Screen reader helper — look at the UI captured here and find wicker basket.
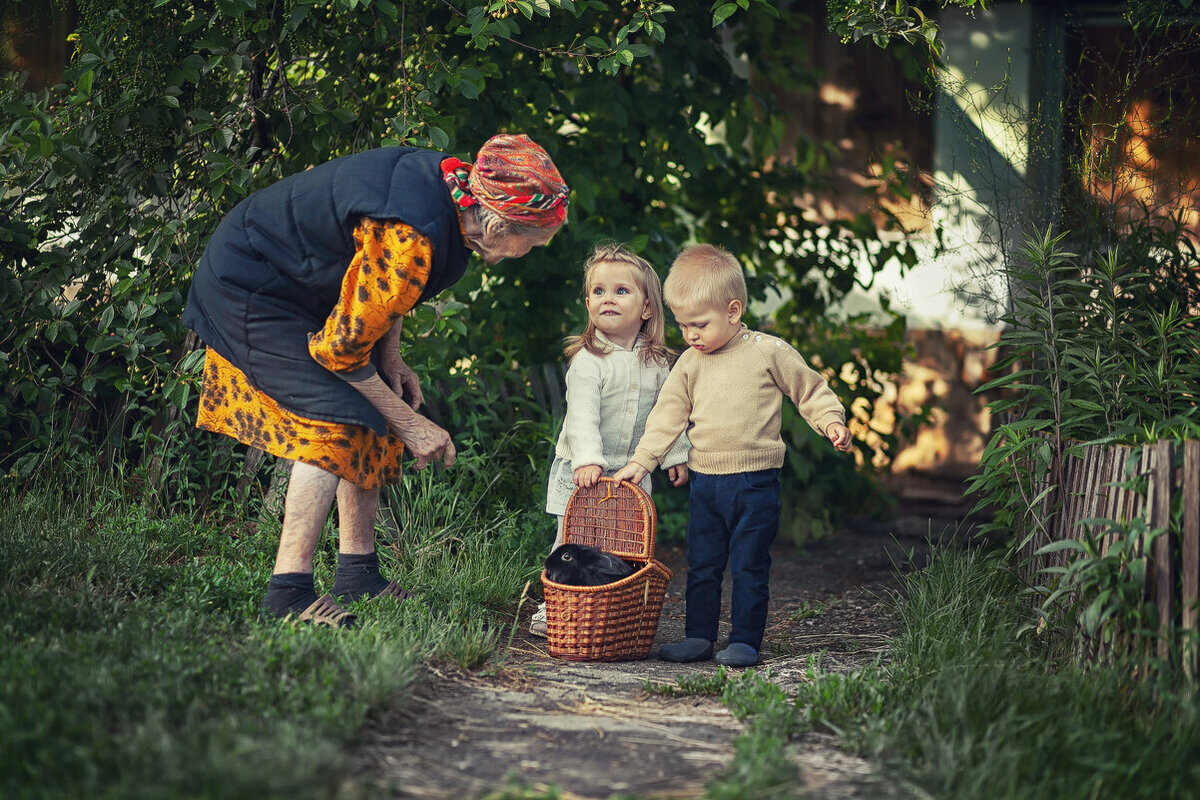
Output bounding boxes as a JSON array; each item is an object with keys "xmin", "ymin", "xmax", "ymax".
[{"xmin": 541, "ymin": 477, "xmax": 672, "ymax": 662}]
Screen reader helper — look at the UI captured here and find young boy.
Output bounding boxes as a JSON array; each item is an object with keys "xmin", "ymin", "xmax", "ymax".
[{"xmin": 613, "ymin": 244, "xmax": 853, "ymax": 668}]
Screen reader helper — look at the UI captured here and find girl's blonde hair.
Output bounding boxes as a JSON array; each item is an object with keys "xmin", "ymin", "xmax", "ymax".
[{"xmin": 564, "ymin": 242, "xmax": 674, "ymax": 366}]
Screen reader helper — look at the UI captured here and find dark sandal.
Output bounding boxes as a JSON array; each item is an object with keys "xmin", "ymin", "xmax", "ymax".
[
  {"xmin": 367, "ymin": 579, "xmax": 411, "ymax": 603},
  {"xmin": 297, "ymin": 594, "xmax": 357, "ymax": 628}
]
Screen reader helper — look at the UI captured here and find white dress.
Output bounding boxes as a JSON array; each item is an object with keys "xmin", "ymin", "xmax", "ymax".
[{"xmin": 545, "ymin": 332, "xmax": 690, "ymax": 515}]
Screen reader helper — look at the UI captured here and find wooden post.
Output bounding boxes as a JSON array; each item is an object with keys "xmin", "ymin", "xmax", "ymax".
[
  {"xmin": 1150, "ymin": 440, "xmax": 1174, "ymax": 661},
  {"xmin": 1182, "ymin": 441, "xmax": 1200, "ymax": 676}
]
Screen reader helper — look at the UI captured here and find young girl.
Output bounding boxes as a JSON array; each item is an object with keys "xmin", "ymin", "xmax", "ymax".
[{"xmin": 531, "ymin": 243, "xmax": 690, "ymax": 636}]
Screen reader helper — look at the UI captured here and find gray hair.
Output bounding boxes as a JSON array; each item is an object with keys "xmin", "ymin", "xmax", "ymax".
[{"xmin": 476, "ymin": 205, "xmax": 554, "ymax": 240}]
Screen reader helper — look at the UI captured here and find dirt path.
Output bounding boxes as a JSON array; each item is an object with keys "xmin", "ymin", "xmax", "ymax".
[{"xmin": 354, "ymin": 498, "xmax": 968, "ymax": 799}]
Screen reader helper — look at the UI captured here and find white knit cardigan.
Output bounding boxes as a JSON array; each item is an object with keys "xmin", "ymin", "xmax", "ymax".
[{"xmin": 544, "ymin": 332, "xmax": 690, "ymax": 515}]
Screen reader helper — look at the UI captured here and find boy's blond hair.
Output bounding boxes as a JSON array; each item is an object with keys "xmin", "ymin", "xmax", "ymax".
[
  {"xmin": 663, "ymin": 244, "xmax": 748, "ymax": 311},
  {"xmin": 564, "ymin": 242, "xmax": 674, "ymax": 366}
]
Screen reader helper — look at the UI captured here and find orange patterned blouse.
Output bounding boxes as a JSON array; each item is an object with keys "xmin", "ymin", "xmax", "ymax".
[{"xmin": 196, "ymin": 217, "xmax": 435, "ymax": 488}]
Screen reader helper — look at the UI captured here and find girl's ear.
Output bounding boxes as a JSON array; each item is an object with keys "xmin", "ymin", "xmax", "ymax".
[{"xmin": 641, "ymin": 298, "xmax": 653, "ymax": 320}]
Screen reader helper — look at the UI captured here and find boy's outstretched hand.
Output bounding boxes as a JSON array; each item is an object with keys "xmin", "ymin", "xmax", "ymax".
[
  {"xmin": 826, "ymin": 422, "xmax": 853, "ymax": 452},
  {"xmin": 613, "ymin": 462, "xmax": 649, "ymax": 485}
]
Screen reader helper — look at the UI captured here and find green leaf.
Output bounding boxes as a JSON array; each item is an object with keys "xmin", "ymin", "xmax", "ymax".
[
  {"xmin": 458, "ymin": 79, "xmax": 480, "ymax": 100},
  {"xmin": 428, "ymin": 126, "xmax": 450, "ymax": 150},
  {"xmin": 712, "ymin": 2, "xmax": 737, "ymax": 26},
  {"xmin": 1035, "ymin": 539, "xmax": 1088, "ymax": 556}
]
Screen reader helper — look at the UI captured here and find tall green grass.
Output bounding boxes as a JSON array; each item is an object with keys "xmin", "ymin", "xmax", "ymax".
[
  {"xmin": 796, "ymin": 546, "xmax": 1200, "ymax": 799},
  {"xmin": 0, "ymin": 454, "xmax": 546, "ymax": 800}
]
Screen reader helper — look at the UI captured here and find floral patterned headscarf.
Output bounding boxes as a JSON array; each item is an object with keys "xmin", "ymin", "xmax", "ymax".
[{"xmin": 441, "ymin": 133, "xmax": 569, "ymax": 228}]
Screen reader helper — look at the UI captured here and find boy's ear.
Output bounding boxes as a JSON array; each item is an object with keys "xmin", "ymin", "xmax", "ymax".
[{"xmin": 727, "ymin": 299, "xmax": 743, "ymax": 322}]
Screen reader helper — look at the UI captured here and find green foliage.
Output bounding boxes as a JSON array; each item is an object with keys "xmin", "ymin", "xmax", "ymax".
[
  {"xmin": 1032, "ymin": 516, "xmax": 1161, "ymax": 661},
  {"xmin": 2, "ymin": 0, "xmax": 917, "ymax": 523},
  {"xmin": 827, "ymin": 0, "xmax": 988, "ymax": 53},
  {"xmin": 966, "ymin": 223, "xmax": 1198, "ymax": 655}
]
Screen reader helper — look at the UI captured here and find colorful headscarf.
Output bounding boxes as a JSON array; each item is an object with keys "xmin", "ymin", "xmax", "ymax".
[{"xmin": 441, "ymin": 133, "xmax": 569, "ymax": 228}]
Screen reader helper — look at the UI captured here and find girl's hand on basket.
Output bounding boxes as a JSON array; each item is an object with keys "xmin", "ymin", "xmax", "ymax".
[
  {"xmin": 572, "ymin": 464, "xmax": 603, "ymax": 488},
  {"xmin": 667, "ymin": 464, "xmax": 689, "ymax": 487},
  {"xmin": 613, "ymin": 462, "xmax": 648, "ymax": 485}
]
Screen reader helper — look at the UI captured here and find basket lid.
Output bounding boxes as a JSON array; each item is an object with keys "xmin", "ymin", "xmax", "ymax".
[{"xmin": 561, "ymin": 477, "xmax": 657, "ymax": 561}]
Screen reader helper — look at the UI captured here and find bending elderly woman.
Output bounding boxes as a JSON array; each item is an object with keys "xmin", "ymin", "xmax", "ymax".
[{"xmin": 183, "ymin": 134, "xmax": 568, "ymax": 627}]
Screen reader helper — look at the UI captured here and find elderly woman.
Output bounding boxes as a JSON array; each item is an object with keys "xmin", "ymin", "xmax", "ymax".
[{"xmin": 183, "ymin": 134, "xmax": 568, "ymax": 627}]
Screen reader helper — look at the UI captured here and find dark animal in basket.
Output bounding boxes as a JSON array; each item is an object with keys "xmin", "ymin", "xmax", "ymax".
[{"xmin": 544, "ymin": 544, "xmax": 636, "ymax": 587}]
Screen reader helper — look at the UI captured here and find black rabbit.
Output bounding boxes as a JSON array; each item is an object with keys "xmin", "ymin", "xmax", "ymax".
[{"xmin": 544, "ymin": 543, "xmax": 636, "ymax": 587}]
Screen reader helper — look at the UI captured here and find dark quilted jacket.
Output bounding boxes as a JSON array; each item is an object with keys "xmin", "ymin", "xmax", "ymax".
[{"xmin": 183, "ymin": 147, "xmax": 469, "ymax": 433}]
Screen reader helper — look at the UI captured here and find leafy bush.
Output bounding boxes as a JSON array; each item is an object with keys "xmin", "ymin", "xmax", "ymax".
[
  {"xmin": 2, "ymin": 0, "xmax": 918, "ymax": 524},
  {"xmin": 966, "ymin": 222, "xmax": 1198, "ymax": 661}
]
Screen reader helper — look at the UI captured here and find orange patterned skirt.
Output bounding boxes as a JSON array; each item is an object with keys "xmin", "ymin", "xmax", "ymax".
[{"xmin": 196, "ymin": 348, "xmax": 407, "ymax": 488}]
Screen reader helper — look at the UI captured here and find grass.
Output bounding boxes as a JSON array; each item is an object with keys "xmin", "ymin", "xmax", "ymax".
[
  {"xmin": 0, "ymin": 459, "xmax": 548, "ymax": 800},
  {"xmin": 657, "ymin": 543, "xmax": 1200, "ymax": 800},
  {"xmin": 12, "ymin": 451, "xmax": 1200, "ymax": 800}
]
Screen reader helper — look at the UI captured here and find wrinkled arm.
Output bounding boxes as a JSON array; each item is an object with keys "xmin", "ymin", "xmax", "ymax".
[{"xmin": 349, "ymin": 373, "xmax": 455, "ymax": 470}]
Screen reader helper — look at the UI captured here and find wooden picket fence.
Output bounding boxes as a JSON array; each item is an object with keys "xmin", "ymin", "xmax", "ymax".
[{"xmin": 1017, "ymin": 437, "xmax": 1200, "ymax": 668}]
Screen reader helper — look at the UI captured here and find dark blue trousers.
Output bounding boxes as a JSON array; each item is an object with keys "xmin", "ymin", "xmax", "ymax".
[{"xmin": 683, "ymin": 469, "xmax": 781, "ymax": 649}]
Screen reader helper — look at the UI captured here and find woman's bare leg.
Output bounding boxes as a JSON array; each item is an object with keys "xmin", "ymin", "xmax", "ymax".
[
  {"xmin": 273, "ymin": 461, "xmax": 339, "ymax": 574},
  {"xmin": 336, "ymin": 479, "xmax": 381, "ymax": 554}
]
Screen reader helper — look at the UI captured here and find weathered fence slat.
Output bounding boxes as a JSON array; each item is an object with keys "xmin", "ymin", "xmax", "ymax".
[
  {"xmin": 1183, "ymin": 440, "xmax": 1200, "ymax": 676},
  {"xmin": 1150, "ymin": 440, "xmax": 1174, "ymax": 659}
]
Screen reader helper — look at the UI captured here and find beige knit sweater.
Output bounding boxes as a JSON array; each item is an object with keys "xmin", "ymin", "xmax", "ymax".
[{"xmin": 630, "ymin": 327, "xmax": 845, "ymax": 475}]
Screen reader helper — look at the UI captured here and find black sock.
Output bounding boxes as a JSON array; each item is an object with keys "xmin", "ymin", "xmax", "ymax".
[
  {"xmin": 262, "ymin": 572, "xmax": 318, "ymax": 618},
  {"xmin": 331, "ymin": 551, "xmax": 389, "ymax": 601}
]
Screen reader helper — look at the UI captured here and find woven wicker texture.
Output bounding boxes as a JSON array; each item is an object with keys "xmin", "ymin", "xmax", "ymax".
[
  {"xmin": 559, "ymin": 477, "xmax": 656, "ymax": 561},
  {"xmin": 542, "ymin": 478, "xmax": 672, "ymax": 662}
]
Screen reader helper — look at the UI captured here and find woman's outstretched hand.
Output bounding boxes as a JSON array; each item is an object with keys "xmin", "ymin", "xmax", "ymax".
[
  {"xmin": 349, "ymin": 373, "xmax": 455, "ymax": 469},
  {"xmin": 393, "ymin": 412, "xmax": 456, "ymax": 470}
]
